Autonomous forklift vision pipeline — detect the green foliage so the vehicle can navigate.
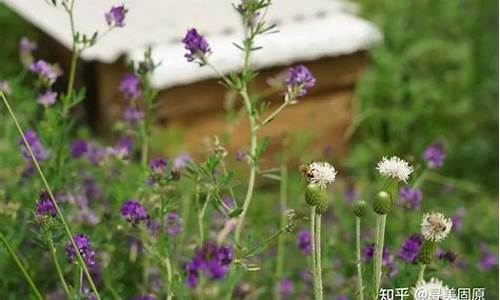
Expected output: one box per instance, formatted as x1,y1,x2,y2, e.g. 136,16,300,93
352,0,498,192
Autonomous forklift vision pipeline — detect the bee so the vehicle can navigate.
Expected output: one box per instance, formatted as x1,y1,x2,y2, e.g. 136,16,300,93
299,164,314,181
427,214,447,232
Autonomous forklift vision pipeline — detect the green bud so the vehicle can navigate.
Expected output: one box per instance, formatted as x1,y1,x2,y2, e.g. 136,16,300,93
417,239,436,265
373,191,392,215
315,196,329,215
353,200,367,218
305,184,326,207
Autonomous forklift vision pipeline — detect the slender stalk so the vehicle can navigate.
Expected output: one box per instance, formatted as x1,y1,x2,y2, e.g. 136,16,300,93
417,264,426,282
355,217,364,300
259,102,288,127
0,233,44,300
373,214,387,298
78,268,84,294
314,212,323,300
0,91,102,300
165,256,173,300
310,208,317,294
198,193,210,244
237,224,292,260
48,235,72,299
234,88,258,243
274,157,287,299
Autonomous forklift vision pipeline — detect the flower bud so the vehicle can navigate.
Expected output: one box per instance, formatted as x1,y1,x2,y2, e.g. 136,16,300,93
373,191,392,215
353,200,367,218
315,196,329,215
304,183,326,207
417,239,436,265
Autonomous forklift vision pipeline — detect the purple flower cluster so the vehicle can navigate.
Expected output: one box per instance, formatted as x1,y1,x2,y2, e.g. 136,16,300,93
451,207,465,231
19,129,48,162
35,190,56,217
285,65,316,100
123,105,144,123
70,139,88,158
277,278,294,297
297,229,312,255
106,136,133,160
19,37,37,66
119,73,141,100
182,28,211,65
166,212,183,236
29,59,61,106
478,242,498,271
38,90,57,107
185,240,233,287
173,154,192,170
105,5,128,27
121,200,149,225
133,295,156,300
150,157,168,174
399,185,423,210
423,142,445,168
66,234,96,267
397,234,422,263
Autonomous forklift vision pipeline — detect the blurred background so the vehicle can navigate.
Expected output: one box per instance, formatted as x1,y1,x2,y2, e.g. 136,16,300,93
0,0,498,298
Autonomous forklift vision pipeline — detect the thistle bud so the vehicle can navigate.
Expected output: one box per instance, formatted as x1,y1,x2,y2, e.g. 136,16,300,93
417,239,436,265
373,191,392,215
315,196,329,215
353,200,367,218
304,183,326,207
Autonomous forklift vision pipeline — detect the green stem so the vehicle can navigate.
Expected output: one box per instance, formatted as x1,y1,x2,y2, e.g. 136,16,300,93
234,87,258,244
0,91,102,300
0,233,44,300
259,101,288,128
417,264,426,283
274,157,287,299
198,193,210,244
355,217,364,300
310,209,317,298
165,255,173,300
48,235,72,299
314,212,323,300
373,214,387,299
237,224,292,260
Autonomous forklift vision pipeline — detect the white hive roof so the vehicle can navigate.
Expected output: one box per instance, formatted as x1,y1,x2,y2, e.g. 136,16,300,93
3,0,381,89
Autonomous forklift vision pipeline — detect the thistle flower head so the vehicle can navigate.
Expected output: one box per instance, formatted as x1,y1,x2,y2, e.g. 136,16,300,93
182,28,211,65
300,161,336,189
105,5,128,27
376,156,414,182
413,278,456,300
421,212,452,242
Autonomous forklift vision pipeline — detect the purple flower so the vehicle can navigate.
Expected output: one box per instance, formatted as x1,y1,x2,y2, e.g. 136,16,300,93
107,136,133,159
297,229,312,255
277,278,294,296
173,154,192,170
105,5,128,27
20,37,37,66
478,242,498,271
70,139,88,158
29,60,61,86
36,191,56,217
121,200,148,225
150,157,168,174
423,142,445,168
0,80,12,95
451,207,465,231
38,90,57,106
65,234,96,267
397,234,422,263
86,144,105,165
123,105,144,123
184,241,233,287
166,212,183,236
344,184,357,203
285,65,315,100
19,129,48,162
363,243,398,277
182,28,211,65
399,186,423,210
336,296,349,300
119,73,141,100
235,150,247,162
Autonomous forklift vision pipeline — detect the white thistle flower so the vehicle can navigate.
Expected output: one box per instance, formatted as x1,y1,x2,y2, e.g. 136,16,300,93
413,278,457,300
376,156,414,182
302,161,337,189
421,212,452,242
